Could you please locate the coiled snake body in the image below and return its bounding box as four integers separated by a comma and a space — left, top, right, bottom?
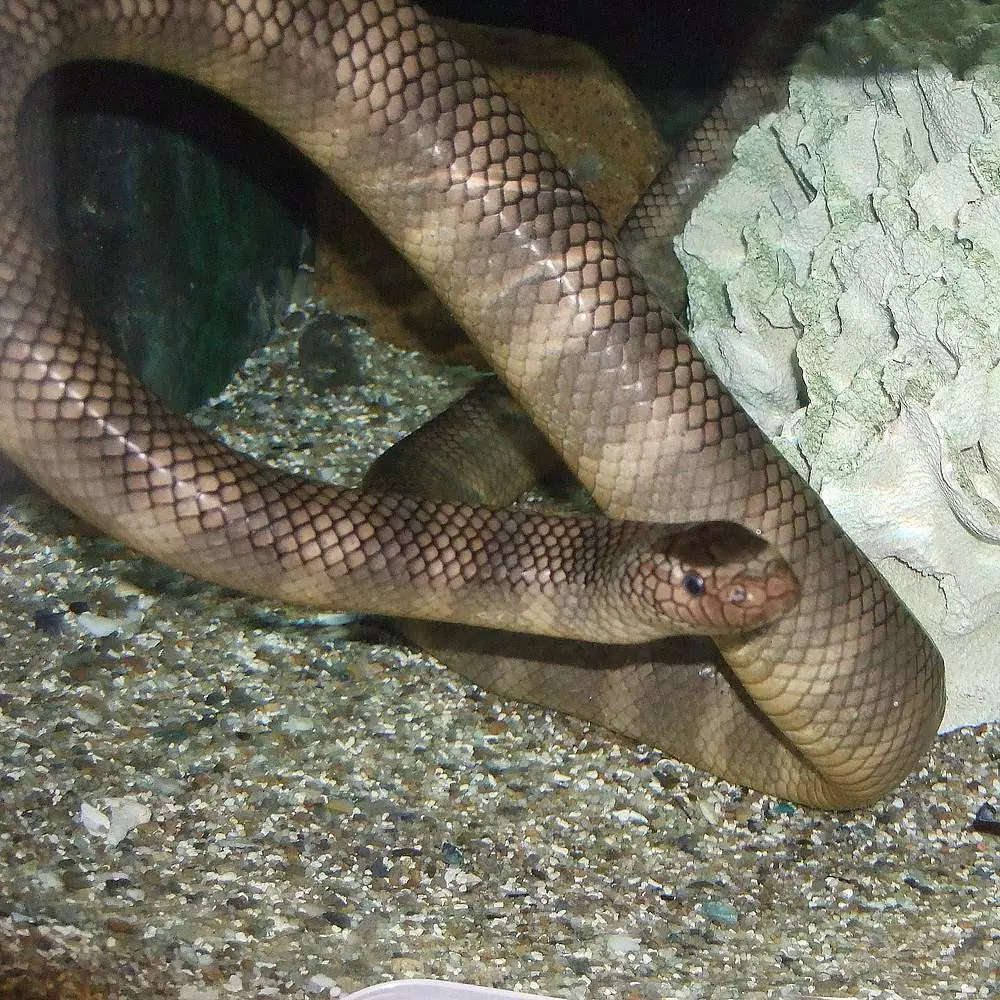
0, 0, 945, 807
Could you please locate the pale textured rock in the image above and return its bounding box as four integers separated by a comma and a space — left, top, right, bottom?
677, 64, 1000, 730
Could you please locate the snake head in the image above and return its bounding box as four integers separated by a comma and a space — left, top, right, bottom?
633, 520, 800, 636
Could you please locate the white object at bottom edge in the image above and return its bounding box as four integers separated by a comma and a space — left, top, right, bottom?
345, 981, 562, 1000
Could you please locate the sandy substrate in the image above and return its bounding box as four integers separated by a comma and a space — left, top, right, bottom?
1, 322, 997, 1000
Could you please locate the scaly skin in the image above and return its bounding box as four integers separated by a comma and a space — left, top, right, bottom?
0, 0, 944, 806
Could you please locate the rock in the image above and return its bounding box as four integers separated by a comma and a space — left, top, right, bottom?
676, 62, 1000, 730
21, 64, 307, 412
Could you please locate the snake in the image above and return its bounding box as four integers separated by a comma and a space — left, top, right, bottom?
0, 0, 945, 808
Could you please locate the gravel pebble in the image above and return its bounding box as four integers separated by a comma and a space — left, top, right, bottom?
1, 317, 998, 998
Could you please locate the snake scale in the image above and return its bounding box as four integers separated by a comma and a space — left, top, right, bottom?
0, 0, 945, 807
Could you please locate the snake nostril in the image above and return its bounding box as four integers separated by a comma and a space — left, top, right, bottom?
727, 584, 748, 605
682, 571, 705, 597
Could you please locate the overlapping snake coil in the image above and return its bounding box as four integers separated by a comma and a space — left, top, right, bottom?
0, 0, 945, 807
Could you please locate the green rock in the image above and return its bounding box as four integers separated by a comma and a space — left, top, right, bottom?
22, 63, 313, 412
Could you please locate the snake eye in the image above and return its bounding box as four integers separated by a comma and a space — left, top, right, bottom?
682, 571, 706, 597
